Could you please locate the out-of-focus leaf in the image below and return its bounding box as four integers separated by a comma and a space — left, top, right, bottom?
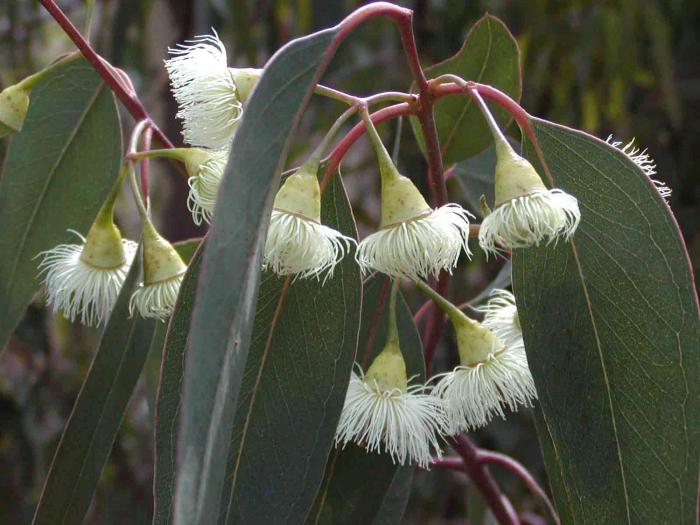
153, 242, 205, 525
307, 276, 423, 525
466, 260, 512, 307
219, 173, 360, 524
32, 252, 155, 525
174, 24, 340, 525
412, 15, 521, 164
513, 119, 700, 524
0, 58, 122, 350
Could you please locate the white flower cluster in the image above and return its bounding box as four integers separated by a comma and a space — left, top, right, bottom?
335, 289, 535, 468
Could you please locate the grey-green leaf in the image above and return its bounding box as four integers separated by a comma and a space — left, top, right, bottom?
153, 241, 204, 525
0, 58, 122, 349
414, 15, 521, 164
32, 253, 155, 525
307, 276, 423, 525
512, 119, 700, 524
220, 173, 361, 524
174, 26, 341, 525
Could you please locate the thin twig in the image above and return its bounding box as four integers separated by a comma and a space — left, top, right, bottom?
450, 434, 520, 525
38, 0, 175, 149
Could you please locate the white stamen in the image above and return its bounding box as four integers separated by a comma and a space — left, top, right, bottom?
606, 135, 671, 201
335, 367, 447, 468
129, 273, 185, 320
356, 204, 472, 280
187, 149, 228, 225
477, 289, 522, 349
37, 232, 137, 326
479, 190, 580, 256
263, 210, 355, 281
165, 31, 242, 149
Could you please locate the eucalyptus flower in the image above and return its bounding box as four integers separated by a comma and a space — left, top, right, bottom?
335, 295, 447, 468
478, 138, 580, 255
37, 205, 137, 326
129, 220, 187, 320
165, 31, 261, 149
467, 89, 580, 256
264, 161, 354, 280
415, 280, 536, 433
356, 114, 471, 279
434, 312, 535, 433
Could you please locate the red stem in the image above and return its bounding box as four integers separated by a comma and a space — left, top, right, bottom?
38, 0, 175, 150
451, 434, 520, 525
479, 450, 560, 525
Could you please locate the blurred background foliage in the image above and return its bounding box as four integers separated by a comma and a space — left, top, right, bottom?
0, 0, 697, 523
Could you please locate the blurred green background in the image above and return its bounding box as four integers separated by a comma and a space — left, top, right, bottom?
1, 0, 697, 523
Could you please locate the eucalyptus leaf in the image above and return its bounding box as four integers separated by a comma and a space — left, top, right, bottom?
153, 242, 205, 525
411, 15, 521, 164
219, 173, 361, 524
174, 26, 340, 525
0, 58, 122, 350
32, 252, 155, 525
307, 276, 423, 525
513, 119, 700, 524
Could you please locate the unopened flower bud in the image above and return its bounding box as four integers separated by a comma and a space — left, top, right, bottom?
0, 83, 30, 138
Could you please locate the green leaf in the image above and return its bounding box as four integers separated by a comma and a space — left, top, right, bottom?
144, 239, 202, 423
413, 15, 521, 164
32, 252, 156, 525
0, 58, 122, 349
219, 173, 361, 524
174, 26, 341, 524
153, 242, 205, 525
307, 276, 423, 525
512, 119, 700, 524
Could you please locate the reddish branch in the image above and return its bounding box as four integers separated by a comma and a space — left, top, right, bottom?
38, 0, 175, 149
450, 434, 520, 525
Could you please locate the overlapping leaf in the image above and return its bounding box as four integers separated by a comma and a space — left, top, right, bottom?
0, 58, 122, 349
174, 26, 341, 525
512, 120, 700, 524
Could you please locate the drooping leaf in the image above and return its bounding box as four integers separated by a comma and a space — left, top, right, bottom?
512, 119, 700, 524
153, 242, 205, 525
0, 58, 122, 349
219, 173, 361, 524
173, 24, 342, 524
307, 276, 423, 525
411, 15, 521, 164
32, 252, 155, 525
